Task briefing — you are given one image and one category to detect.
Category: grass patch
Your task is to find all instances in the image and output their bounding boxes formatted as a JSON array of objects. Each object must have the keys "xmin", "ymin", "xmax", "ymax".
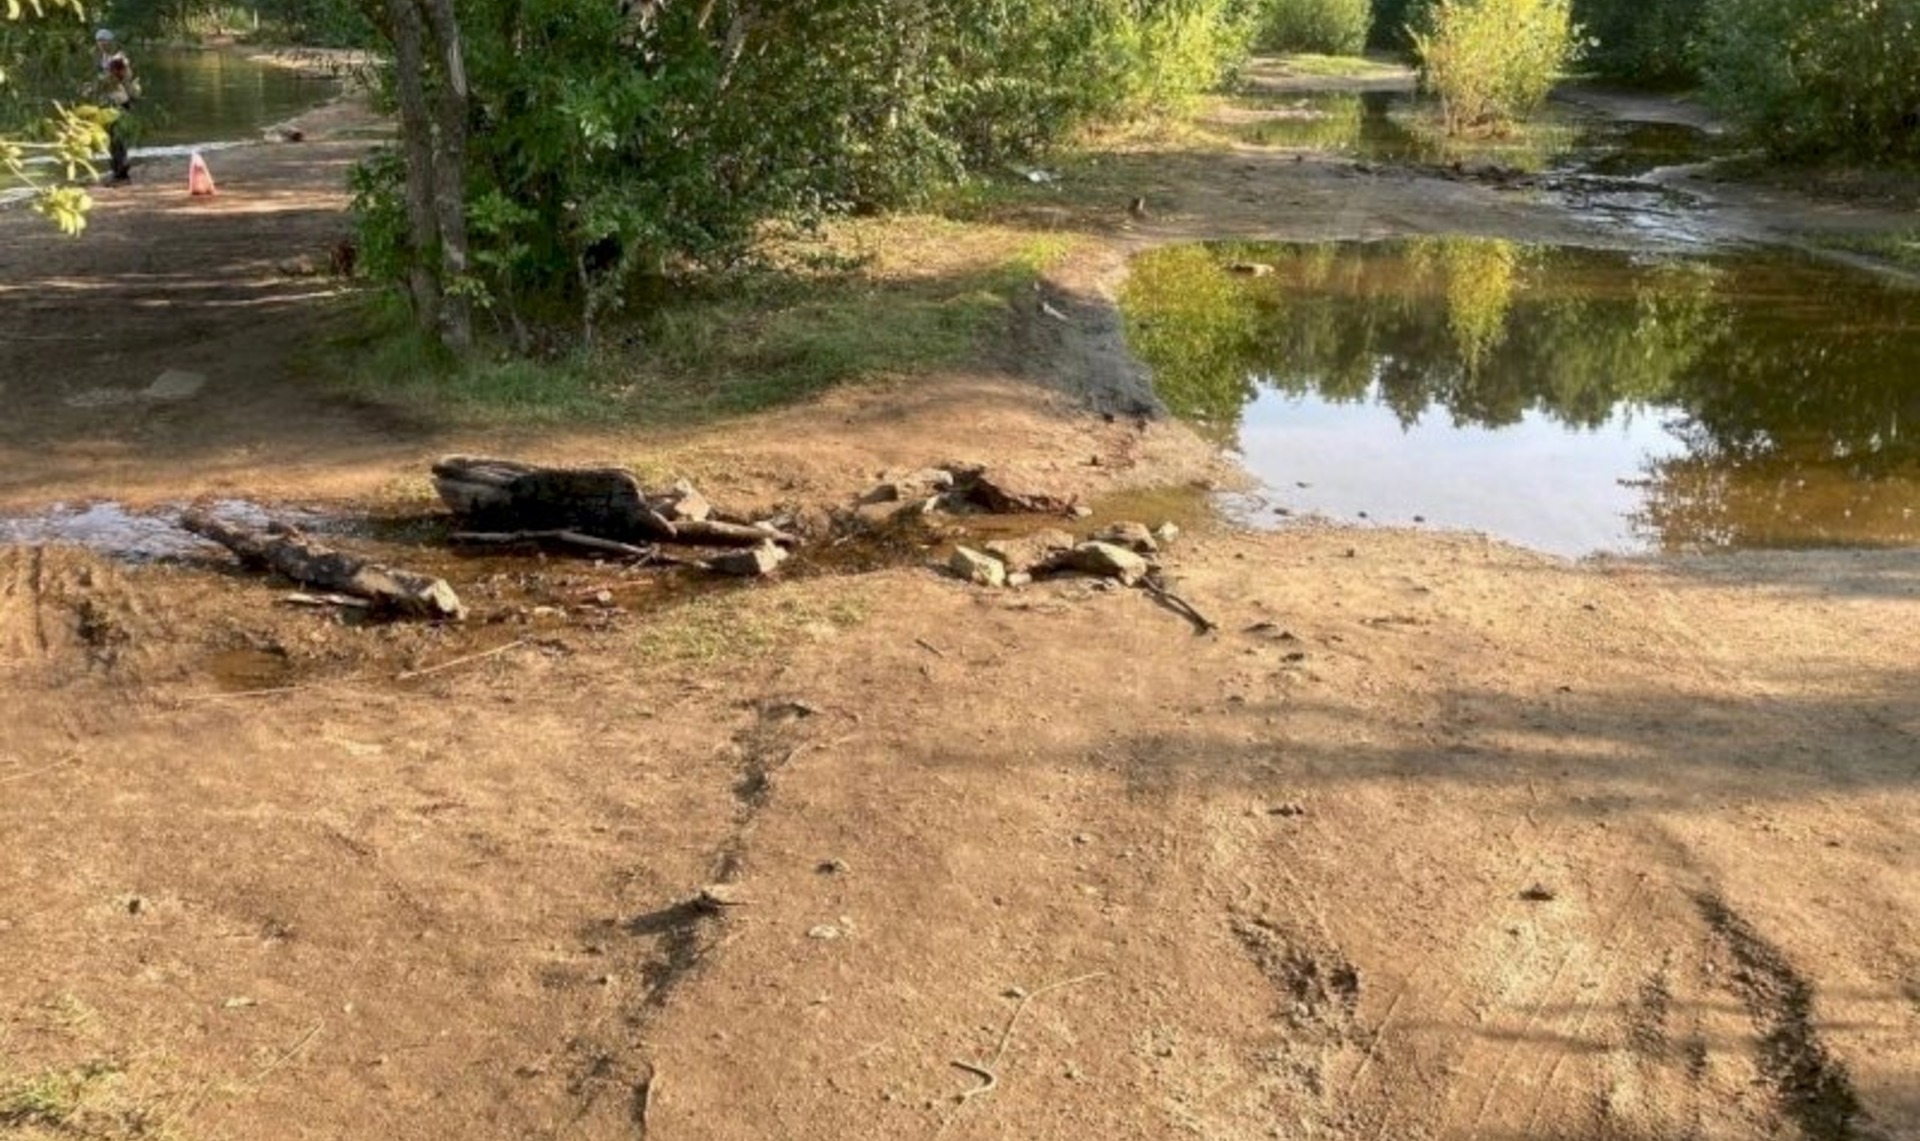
[
  {"xmin": 1813, "ymin": 229, "xmax": 1920, "ymax": 273},
  {"xmin": 0, "ymin": 1060, "xmax": 173, "ymax": 1139},
  {"xmin": 1259, "ymin": 52, "xmax": 1409, "ymax": 79},
  {"xmin": 633, "ymin": 583, "xmax": 872, "ymax": 666},
  {"xmin": 316, "ymin": 225, "xmax": 1080, "ymax": 429}
]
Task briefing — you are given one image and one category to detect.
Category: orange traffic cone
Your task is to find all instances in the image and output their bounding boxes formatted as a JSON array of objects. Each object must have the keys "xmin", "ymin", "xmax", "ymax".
[{"xmin": 188, "ymin": 151, "xmax": 217, "ymax": 197}]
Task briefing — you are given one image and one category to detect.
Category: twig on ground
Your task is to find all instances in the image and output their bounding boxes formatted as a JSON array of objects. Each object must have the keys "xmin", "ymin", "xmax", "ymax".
[
  {"xmin": 1140, "ymin": 574, "xmax": 1219, "ymax": 634},
  {"xmin": 0, "ymin": 755, "xmax": 77, "ymax": 785},
  {"xmin": 244, "ymin": 1021, "xmax": 324, "ymax": 1089},
  {"xmin": 914, "ymin": 637, "xmax": 948, "ymax": 658},
  {"xmin": 938, "ymin": 971, "xmax": 1106, "ymax": 1134},
  {"xmin": 451, "ymin": 529, "xmax": 655, "ymax": 561},
  {"xmin": 281, "ymin": 591, "xmax": 372, "ymax": 609},
  {"xmin": 395, "ymin": 638, "xmax": 531, "ymax": 682}
]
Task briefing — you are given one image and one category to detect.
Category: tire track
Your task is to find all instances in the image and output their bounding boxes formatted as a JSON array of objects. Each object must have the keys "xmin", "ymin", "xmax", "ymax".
[{"xmin": 1696, "ymin": 893, "xmax": 1870, "ymax": 1141}]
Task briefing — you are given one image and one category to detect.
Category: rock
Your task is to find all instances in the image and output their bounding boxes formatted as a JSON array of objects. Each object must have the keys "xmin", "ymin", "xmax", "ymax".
[
  {"xmin": 967, "ymin": 466, "xmax": 1078, "ymax": 514},
  {"xmin": 1520, "ymin": 883, "xmax": 1558, "ymax": 902},
  {"xmin": 861, "ymin": 468, "xmax": 956, "ymax": 505},
  {"xmin": 695, "ymin": 883, "xmax": 748, "ymax": 910},
  {"xmin": 1068, "ymin": 505, "xmax": 1095, "ymax": 519},
  {"xmin": 145, "ymin": 369, "xmax": 207, "ymax": 401},
  {"xmin": 949, "ymin": 546, "xmax": 1007, "ymax": 588},
  {"xmin": 1052, "ymin": 541, "xmax": 1150, "ymax": 586},
  {"xmin": 1006, "ymin": 571, "xmax": 1032, "ymax": 589},
  {"xmin": 659, "ymin": 480, "xmax": 713, "ymax": 522},
  {"xmin": 1092, "ymin": 521, "xmax": 1158, "ymax": 554},
  {"xmin": 807, "ymin": 924, "xmax": 844, "ymax": 941},
  {"xmin": 1152, "ymin": 522, "xmax": 1181, "ymax": 547},
  {"xmin": 710, "ymin": 542, "xmax": 789, "ymax": 577},
  {"xmin": 983, "ymin": 528, "xmax": 1075, "ymax": 574}
]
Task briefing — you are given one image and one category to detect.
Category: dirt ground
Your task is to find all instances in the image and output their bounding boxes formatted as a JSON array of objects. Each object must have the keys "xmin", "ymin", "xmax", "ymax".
[{"xmin": 3, "ymin": 76, "xmax": 1918, "ymax": 1141}]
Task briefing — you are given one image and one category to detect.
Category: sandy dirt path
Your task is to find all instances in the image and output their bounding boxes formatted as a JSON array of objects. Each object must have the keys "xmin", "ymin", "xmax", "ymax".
[{"xmin": 2, "ymin": 70, "xmax": 1917, "ymax": 1141}]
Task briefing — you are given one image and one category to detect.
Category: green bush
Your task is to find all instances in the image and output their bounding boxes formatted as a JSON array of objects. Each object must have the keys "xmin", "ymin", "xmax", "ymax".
[
  {"xmin": 1410, "ymin": 0, "xmax": 1580, "ymax": 134},
  {"xmin": 354, "ymin": 0, "xmax": 1258, "ymax": 341},
  {"xmin": 1700, "ymin": 0, "xmax": 1920, "ymax": 162},
  {"xmin": 1573, "ymin": 0, "xmax": 1705, "ymax": 84},
  {"xmin": 1258, "ymin": 0, "xmax": 1373, "ymax": 54}
]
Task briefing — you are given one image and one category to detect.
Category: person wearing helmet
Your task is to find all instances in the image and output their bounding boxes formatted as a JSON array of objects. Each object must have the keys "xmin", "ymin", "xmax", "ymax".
[{"xmin": 92, "ymin": 29, "xmax": 139, "ymax": 183}]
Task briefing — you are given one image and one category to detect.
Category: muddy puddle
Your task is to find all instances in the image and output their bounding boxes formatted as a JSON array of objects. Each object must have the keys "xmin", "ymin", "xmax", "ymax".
[
  {"xmin": 0, "ymin": 492, "xmax": 1210, "ymax": 622},
  {"xmin": 1120, "ymin": 239, "xmax": 1920, "ymax": 556},
  {"xmin": 0, "ymin": 500, "xmax": 334, "ymax": 561}
]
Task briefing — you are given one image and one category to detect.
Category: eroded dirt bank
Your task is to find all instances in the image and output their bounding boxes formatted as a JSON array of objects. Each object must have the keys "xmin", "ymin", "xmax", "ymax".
[{"xmin": 2, "ymin": 74, "xmax": 1918, "ymax": 1141}]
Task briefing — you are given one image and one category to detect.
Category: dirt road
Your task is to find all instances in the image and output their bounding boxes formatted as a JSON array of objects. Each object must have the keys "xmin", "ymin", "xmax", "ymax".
[{"xmin": 2, "ymin": 78, "xmax": 1917, "ymax": 1141}]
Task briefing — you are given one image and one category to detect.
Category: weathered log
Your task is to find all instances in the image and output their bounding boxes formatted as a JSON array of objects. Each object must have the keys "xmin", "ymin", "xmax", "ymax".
[
  {"xmin": 430, "ymin": 456, "xmax": 796, "ymax": 548},
  {"xmin": 429, "ymin": 455, "xmax": 538, "ymax": 515},
  {"xmin": 183, "ymin": 512, "xmax": 466, "ymax": 621},
  {"xmin": 431, "ymin": 456, "xmax": 681, "ymax": 541}
]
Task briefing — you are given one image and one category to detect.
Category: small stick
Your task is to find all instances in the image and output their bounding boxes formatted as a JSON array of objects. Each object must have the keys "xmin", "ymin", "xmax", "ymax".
[
  {"xmin": 949, "ymin": 1060, "xmax": 997, "ymax": 1103},
  {"xmin": 0, "ymin": 756, "xmax": 76, "ymax": 786},
  {"xmin": 395, "ymin": 638, "xmax": 530, "ymax": 682},
  {"xmin": 939, "ymin": 971, "xmax": 1105, "ymax": 1133},
  {"xmin": 281, "ymin": 591, "xmax": 372, "ymax": 609},
  {"xmin": 914, "ymin": 637, "xmax": 948, "ymax": 658},
  {"xmin": 1140, "ymin": 575, "xmax": 1219, "ymax": 634},
  {"xmin": 244, "ymin": 1021, "xmax": 324, "ymax": 1089},
  {"xmin": 450, "ymin": 529, "xmax": 654, "ymax": 560}
]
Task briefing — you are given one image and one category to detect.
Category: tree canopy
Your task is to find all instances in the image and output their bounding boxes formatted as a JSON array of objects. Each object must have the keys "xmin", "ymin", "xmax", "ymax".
[{"xmin": 1, "ymin": 0, "xmax": 112, "ymax": 233}]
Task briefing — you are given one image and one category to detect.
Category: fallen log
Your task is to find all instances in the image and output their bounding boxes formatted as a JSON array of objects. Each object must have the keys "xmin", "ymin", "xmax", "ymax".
[
  {"xmin": 182, "ymin": 512, "xmax": 466, "ymax": 621},
  {"xmin": 430, "ymin": 455, "xmax": 792, "ymax": 548}
]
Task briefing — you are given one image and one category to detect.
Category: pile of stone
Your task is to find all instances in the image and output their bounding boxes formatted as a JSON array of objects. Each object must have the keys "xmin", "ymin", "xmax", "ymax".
[{"xmin": 947, "ymin": 520, "xmax": 1180, "ymax": 590}]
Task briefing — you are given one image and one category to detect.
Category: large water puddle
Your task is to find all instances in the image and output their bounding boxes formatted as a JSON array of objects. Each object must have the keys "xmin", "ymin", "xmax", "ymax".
[
  {"xmin": 2, "ymin": 47, "xmax": 340, "ymax": 201},
  {"xmin": 1224, "ymin": 90, "xmax": 1718, "ymax": 177},
  {"xmin": 1121, "ymin": 240, "xmax": 1920, "ymax": 555},
  {"xmin": 131, "ymin": 47, "xmax": 342, "ymax": 150}
]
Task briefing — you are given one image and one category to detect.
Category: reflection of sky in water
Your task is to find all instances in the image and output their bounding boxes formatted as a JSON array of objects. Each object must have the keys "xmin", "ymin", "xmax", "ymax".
[{"xmin": 1235, "ymin": 385, "xmax": 1689, "ymax": 557}]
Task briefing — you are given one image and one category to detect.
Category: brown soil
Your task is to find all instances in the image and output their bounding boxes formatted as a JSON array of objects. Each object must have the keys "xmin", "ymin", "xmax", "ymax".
[{"xmin": 3, "ymin": 79, "xmax": 1918, "ymax": 1141}]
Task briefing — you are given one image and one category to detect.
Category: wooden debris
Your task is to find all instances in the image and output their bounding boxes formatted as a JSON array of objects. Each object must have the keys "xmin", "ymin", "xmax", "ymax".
[
  {"xmin": 183, "ymin": 512, "xmax": 465, "ymax": 621},
  {"xmin": 280, "ymin": 591, "xmax": 372, "ymax": 610},
  {"xmin": 1141, "ymin": 573, "xmax": 1218, "ymax": 635},
  {"xmin": 449, "ymin": 529, "xmax": 655, "ymax": 561},
  {"xmin": 431, "ymin": 456, "xmax": 791, "ymax": 549}
]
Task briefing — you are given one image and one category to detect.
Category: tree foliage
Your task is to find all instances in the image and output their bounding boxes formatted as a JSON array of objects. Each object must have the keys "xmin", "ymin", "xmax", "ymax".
[
  {"xmin": 1, "ymin": 0, "xmax": 112, "ymax": 234},
  {"xmin": 1700, "ymin": 0, "xmax": 1920, "ymax": 162},
  {"xmin": 1570, "ymin": 0, "xmax": 1703, "ymax": 84},
  {"xmin": 1409, "ymin": 0, "xmax": 1580, "ymax": 134},
  {"xmin": 355, "ymin": 0, "xmax": 1262, "ymax": 349},
  {"xmin": 1256, "ymin": 0, "xmax": 1371, "ymax": 54}
]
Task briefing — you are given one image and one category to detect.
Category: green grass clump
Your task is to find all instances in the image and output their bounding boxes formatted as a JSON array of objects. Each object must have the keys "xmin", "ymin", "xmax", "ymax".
[
  {"xmin": 633, "ymin": 585, "xmax": 872, "ymax": 666},
  {"xmin": 319, "ymin": 234, "xmax": 1074, "ymax": 428},
  {"xmin": 1818, "ymin": 229, "xmax": 1920, "ymax": 273}
]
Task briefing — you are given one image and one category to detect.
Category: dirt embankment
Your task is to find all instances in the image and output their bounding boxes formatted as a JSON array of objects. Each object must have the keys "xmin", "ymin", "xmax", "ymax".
[{"xmin": 2, "ymin": 71, "xmax": 1918, "ymax": 1141}]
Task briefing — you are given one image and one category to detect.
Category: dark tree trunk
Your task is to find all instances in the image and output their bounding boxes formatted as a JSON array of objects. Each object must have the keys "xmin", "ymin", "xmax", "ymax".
[
  {"xmin": 388, "ymin": 0, "xmax": 441, "ymax": 336},
  {"xmin": 422, "ymin": 0, "xmax": 473, "ymax": 351}
]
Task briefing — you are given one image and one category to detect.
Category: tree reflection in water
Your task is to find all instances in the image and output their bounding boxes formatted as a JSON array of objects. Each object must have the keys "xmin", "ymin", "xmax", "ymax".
[{"xmin": 1119, "ymin": 240, "xmax": 1920, "ymax": 551}]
